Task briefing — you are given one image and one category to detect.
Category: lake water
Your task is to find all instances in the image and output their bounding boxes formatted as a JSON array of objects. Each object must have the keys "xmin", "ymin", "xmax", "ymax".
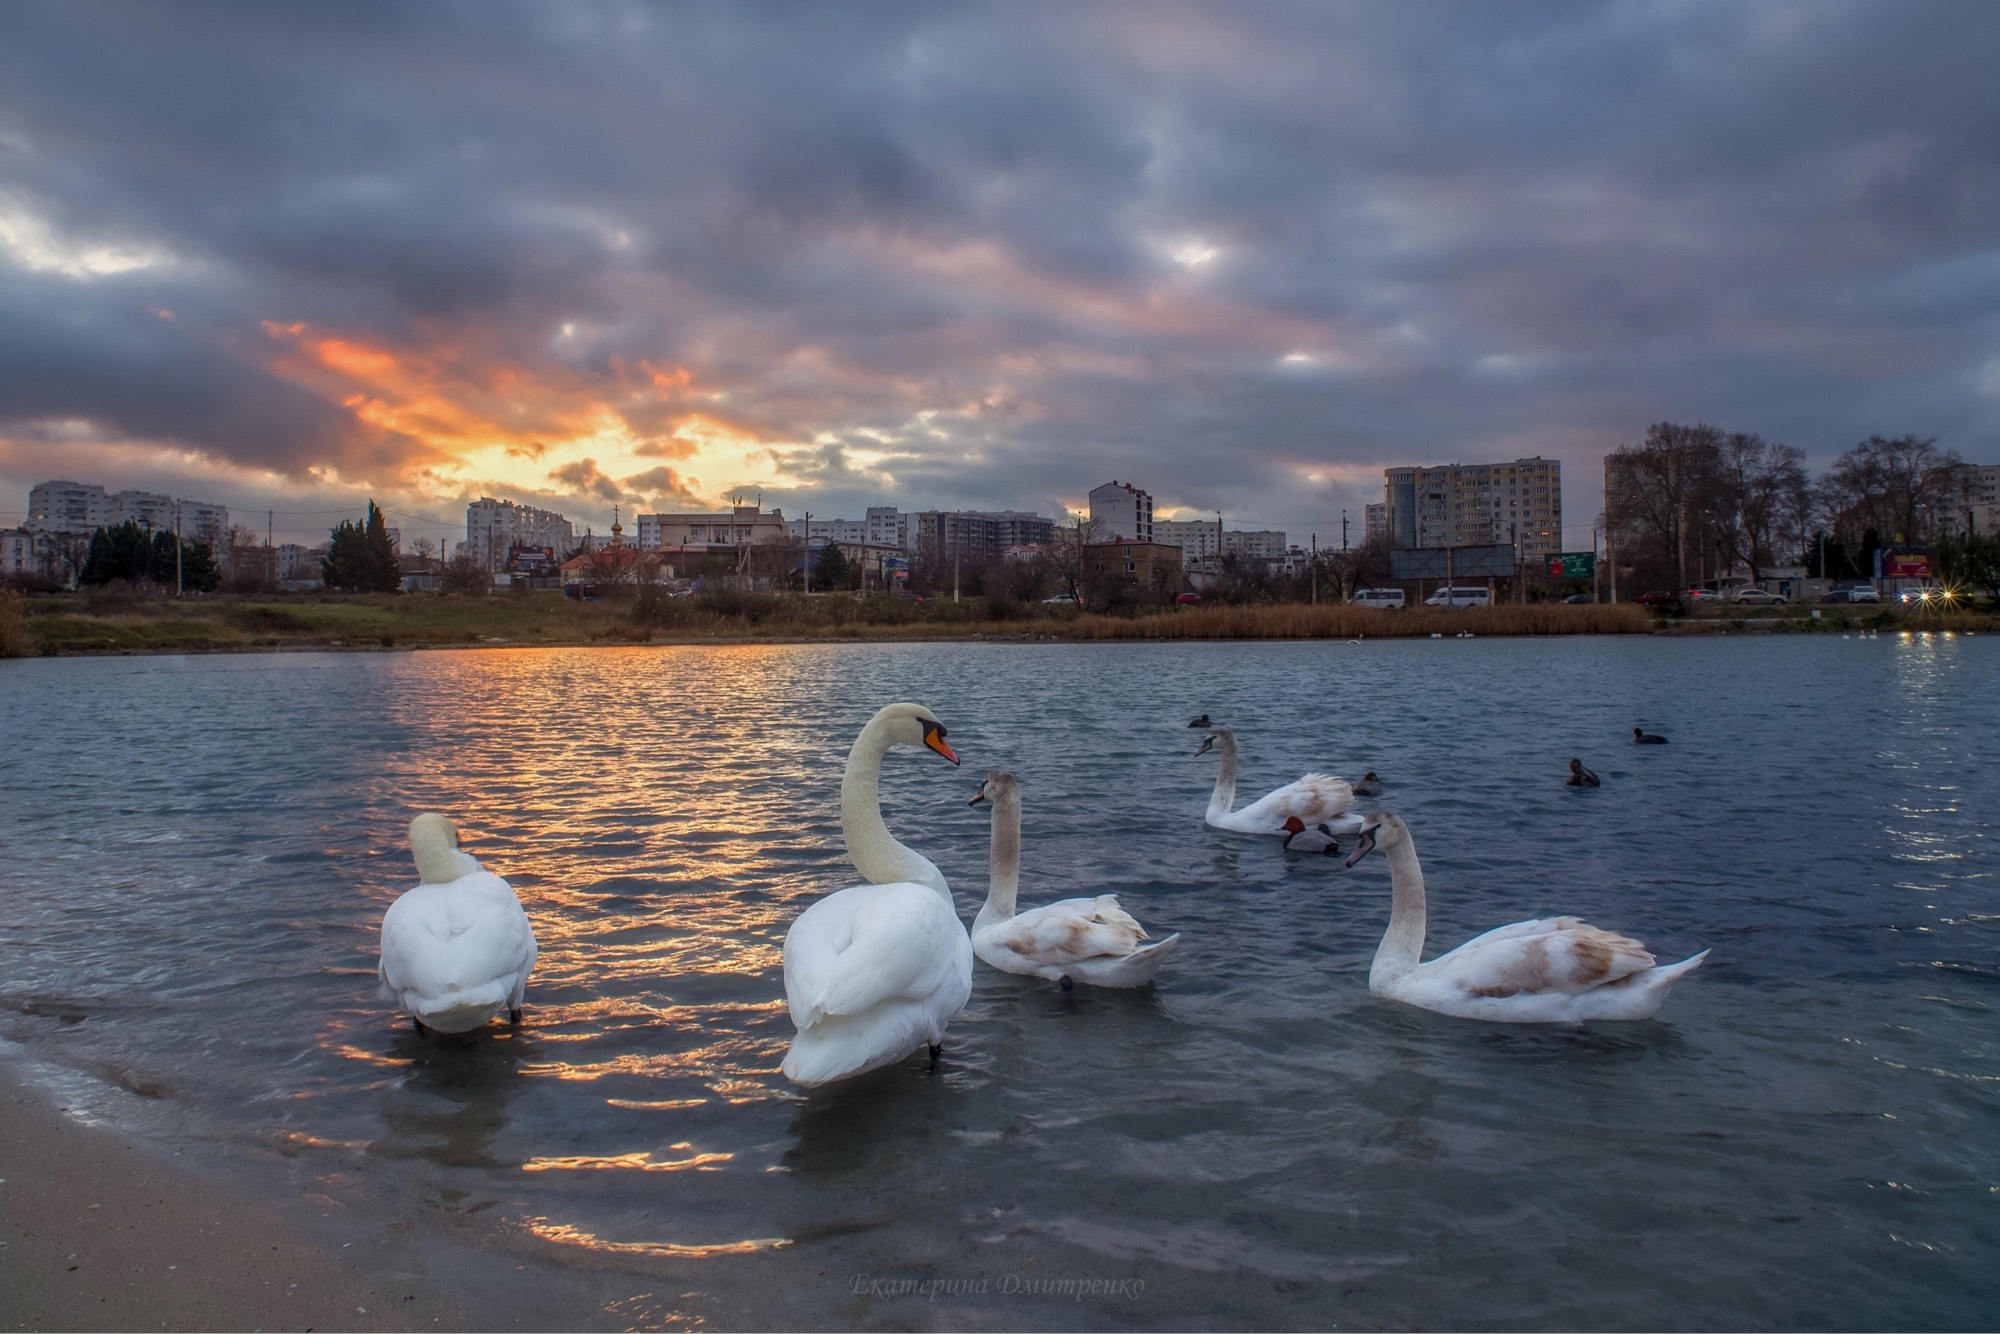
[{"xmin": 1, "ymin": 636, "xmax": 1995, "ymax": 1331}]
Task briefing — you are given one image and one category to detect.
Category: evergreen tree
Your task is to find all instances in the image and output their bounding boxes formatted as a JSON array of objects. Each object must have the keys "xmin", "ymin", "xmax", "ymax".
[{"xmin": 323, "ymin": 501, "xmax": 402, "ymax": 592}]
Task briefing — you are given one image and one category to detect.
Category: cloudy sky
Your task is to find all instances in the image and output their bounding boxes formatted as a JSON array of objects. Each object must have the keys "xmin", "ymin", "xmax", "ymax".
[{"xmin": 2, "ymin": 1, "xmax": 1995, "ymax": 551}]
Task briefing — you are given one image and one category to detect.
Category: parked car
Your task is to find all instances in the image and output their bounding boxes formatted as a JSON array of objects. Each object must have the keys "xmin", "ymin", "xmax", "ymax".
[
  {"xmin": 1846, "ymin": 586, "xmax": 1880, "ymax": 603},
  {"xmin": 1562, "ymin": 593, "xmax": 1594, "ymax": 604},
  {"xmin": 1175, "ymin": 592, "xmax": 1202, "ymax": 605},
  {"xmin": 1897, "ymin": 585, "xmax": 1955, "ymax": 606},
  {"xmin": 1041, "ymin": 593, "xmax": 1079, "ymax": 604},
  {"xmin": 1351, "ymin": 587, "xmax": 1406, "ymax": 610},
  {"xmin": 1730, "ymin": 588, "xmax": 1789, "ymax": 606},
  {"xmin": 1686, "ymin": 588, "xmax": 1721, "ymax": 603},
  {"xmin": 1423, "ymin": 585, "xmax": 1492, "ymax": 608},
  {"xmin": 1635, "ymin": 590, "xmax": 1685, "ymax": 614}
]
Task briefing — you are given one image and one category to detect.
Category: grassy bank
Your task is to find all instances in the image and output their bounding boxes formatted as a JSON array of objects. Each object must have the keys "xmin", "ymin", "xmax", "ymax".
[{"xmin": 11, "ymin": 587, "xmax": 1991, "ymax": 656}]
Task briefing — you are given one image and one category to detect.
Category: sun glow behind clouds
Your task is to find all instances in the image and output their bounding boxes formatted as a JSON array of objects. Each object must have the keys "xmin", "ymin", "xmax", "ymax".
[{"xmin": 0, "ymin": 200, "xmax": 176, "ymax": 277}]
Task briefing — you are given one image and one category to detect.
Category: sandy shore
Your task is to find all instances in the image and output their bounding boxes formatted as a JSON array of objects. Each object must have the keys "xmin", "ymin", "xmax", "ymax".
[{"xmin": 0, "ymin": 1061, "xmax": 475, "ymax": 1333}]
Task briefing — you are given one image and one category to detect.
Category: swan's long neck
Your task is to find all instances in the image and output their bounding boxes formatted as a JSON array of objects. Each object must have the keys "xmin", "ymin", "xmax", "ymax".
[
  {"xmin": 1372, "ymin": 835, "xmax": 1427, "ymax": 987},
  {"xmin": 1206, "ymin": 732, "xmax": 1239, "ymax": 820},
  {"xmin": 975, "ymin": 787, "xmax": 1021, "ymax": 930},
  {"xmin": 410, "ymin": 816, "xmax": 464, "ymax": 885},
  {"xmin": 841, "ymin": 717, "xmax": 949, "ymax": 899}
]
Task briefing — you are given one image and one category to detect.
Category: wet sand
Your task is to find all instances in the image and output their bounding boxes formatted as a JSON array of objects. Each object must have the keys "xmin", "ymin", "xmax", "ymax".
[{"xmin": 0, "ymin": 1062, "xmax": 478, "ymax": 1333}]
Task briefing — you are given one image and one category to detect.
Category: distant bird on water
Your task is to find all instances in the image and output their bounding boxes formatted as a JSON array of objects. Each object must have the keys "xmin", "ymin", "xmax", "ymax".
[
  {"xmin": 1352, "ymin": 771, "xmax": 1383, "ymax": 797},
  {"xmin": 1567, "ymin": 759, "xmax": 1601, "ymax": 787},
  {"xmin": 1633, "ymin": 728, "xmax": 1669, "ymax": 745},
  {"xmin": 1187, "ymin": 714, "xmax": 1211, "ymax": 729}
]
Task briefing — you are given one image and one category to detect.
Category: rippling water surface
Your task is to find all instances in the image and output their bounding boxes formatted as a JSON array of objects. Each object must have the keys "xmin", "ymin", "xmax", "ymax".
[{"xmin": 2, "ymin": 637, "xmax": 1995, "ymax": 1330}]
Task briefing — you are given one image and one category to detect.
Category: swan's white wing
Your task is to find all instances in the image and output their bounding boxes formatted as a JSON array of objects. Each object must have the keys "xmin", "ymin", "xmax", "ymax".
[
  {"xmin": 379, "ymin": 872, "xmax": 537, "ymax": 1000},
  {"xmin": 979, "ymin": 895, "xmax": 1149, "ymax": 966},
  {"xmin": 783, "ymin": 882, "xmax": 967, "ymax": 1029},
  {"xmin": 1227, "ymin": 774, "xmax": 1354, "ymax": 829},
  {"xmin": 1421, "ymin": 918, "xmax": 1656, "ymax": 998}
]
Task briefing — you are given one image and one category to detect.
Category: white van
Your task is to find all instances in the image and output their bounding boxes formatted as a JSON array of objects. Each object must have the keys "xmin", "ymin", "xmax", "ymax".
[
  {"xmin": 1424, "ymin": 585, "xmax": 1492, "ymax": 608},
  {"xmin": 1351, "ymin": 587, "xmax": 1405, "ymax": 610}
]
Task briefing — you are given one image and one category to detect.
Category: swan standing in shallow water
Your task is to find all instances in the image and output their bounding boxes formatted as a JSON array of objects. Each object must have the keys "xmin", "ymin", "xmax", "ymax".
[
  {"xmin": 1344, "ymin": 812, "xmax": 1707, "ymax": 1022},
  {"xmin": 968, "ymin": 771, "xmax": 1179, "ymax": 988},
  {"xmin": 378, "ymin": 815, "xmax": 538, "ymax": 1035},
  {"xmin": 1195, "ymin": 728, "xmax": 1361, "ymax": 836},
  {"xmin": 781, "ymin": 704, "xmax": 973, "ymax": 1088}
]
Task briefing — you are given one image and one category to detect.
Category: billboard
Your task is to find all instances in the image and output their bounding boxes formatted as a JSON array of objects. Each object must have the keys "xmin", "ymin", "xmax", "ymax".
[
  {"xmin": 1877, "ymin": 547, "xmax": 1932, "ymax": 579},
  {"xmin": 1546, "ymin": 552, "xmax": 1596, "ymax": 579},
  {"xmin": 1388, "ymin": 543, "xmax": 1517, "ymax": 580}
]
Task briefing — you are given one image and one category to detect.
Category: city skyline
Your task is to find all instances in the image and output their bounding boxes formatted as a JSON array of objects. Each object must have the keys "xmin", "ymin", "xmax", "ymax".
[{"xmin": 3, "ymin": 4, "xmax": 1996, "ymax": 552}]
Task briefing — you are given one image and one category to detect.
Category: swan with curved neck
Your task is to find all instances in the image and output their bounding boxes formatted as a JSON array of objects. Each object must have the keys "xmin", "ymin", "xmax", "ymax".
[
  {"xmin": 379, "ymin": 814, "xmax": 538, "ymax": 1035},
  {"xmin": 968, "ymin": 771, "xmax": 1178, "ymax": 987},
  {"xmin": 1344, "ymin": 811, "xmax": 1707, "ymax": 1022},
  {"xmin": 1194, "ymin": 728, "xmax": 1361, "ymax": 836},
  {"xmin": 782, "ymin": 703, "xmax": 972, "ymax": 1087}
]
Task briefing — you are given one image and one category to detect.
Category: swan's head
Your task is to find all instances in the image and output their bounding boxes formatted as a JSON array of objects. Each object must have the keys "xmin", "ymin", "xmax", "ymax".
[
  {"xmin": 409, "ymin": 813, "xmax": 474, "ymax": 884},
  {"xmin": 870, "ymin": 702, "xmax": 959, "ymax": 765},
  {"xmin": 1194, "ymin": 728, "xmax": 1232, "ymax": 758},
  {"xmin": 1343, "ymin": 811, "xmax": 1407, "ymax": 868},
  {"xmin": 968, "ymin": 769, "xmax": 1017, "ymax": 806}
]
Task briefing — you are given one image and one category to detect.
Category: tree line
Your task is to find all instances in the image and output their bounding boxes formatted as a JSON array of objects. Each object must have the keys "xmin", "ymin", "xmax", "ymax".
[{"xmin": 1606, "ymin": 425, "xmax": 1991, "ymax": 593}]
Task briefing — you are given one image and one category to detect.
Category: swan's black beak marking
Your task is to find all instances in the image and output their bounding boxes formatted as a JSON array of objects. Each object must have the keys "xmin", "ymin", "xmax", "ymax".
[
  {"xmin": 1194, "ymin": 735, "xmax": 1216, "ymax": 757},
  {"xmin": 1344, "ymin": 825, "xmax": 1378, "ymax": 869},
  {"xmin": 968, "ymin": 783, "xmax": 988, "ymax": 806},
  {"xmin": 923, "ymin": 722, "xmax": 960, "ymax": 766}
]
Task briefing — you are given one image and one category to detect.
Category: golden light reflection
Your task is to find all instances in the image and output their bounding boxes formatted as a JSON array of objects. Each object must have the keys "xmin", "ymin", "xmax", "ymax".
[
  {"xmin": 528, "ymin": 1218, "xmax": 790, "ymax": 1258},
  {"xmin": 522, "ymin": 1145, "xmax": 732, "ymax": 1173},
  {"xmin": 604, "ymin": 1098, "xmax": 709, "ymax": 1111}
]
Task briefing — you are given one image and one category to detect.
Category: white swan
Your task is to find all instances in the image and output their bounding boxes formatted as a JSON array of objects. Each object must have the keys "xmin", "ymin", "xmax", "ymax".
[
  {"xmin": 378, "ymin": 815, "xmax": 538, "ymax": 1035},
  {"xmin": 968, "ymin": 771, "xmax": 1179, "ymax": 988},
  {"xmin": 781, "ymin": 703, "xmax": 974, "ymax": 1088},
  {"xmin": 1195, "ymin": 728, "xmax": 1361, "ymax": 836},
  {"xmin": 1344, "ymin": 812, "xmax": 1707, "ymax": 1022}
]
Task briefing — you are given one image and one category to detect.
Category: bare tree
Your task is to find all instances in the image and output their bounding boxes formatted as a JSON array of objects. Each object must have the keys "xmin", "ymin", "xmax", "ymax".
[
  {"xmin": 1037, "ymin": 515, "xmax": 1106, "ymax": 604},
  {"xmin": 1818, "ymin": 434, "xmax": 1967, "ymax": 548},
  {"xmin": 1712, "ymin": 433, "xmax": 1810, "ymax": 581},
  {"xmin": 1605, "ymin": 421, "xmax": 1725, "ymax": 592}
]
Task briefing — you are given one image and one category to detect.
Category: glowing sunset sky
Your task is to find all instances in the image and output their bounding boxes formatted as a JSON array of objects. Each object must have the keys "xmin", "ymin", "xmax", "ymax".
[{"xmin": 2, "ymin": 2, "xmax": 1996, "ymax": 549}]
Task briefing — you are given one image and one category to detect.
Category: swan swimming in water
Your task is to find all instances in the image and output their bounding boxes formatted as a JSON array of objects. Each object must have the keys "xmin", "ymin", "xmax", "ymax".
[
  {"xmin": 1195, "ymin": 728, "xmax": 1361, "ymax": 836},
  {"xmin": 1344, "ymin": 812, "xmax": 1707, "ymax": 1022},
  {"xmin": 378, "ymin": 815, "xmax": 538, "ymax": 1035},
  {"xmin": 780, "ymin": 703, "xmax": 973, "ymax": 1088},
  {"xmin": 968, "ymin": 771, "xmax": 1179, "ymax": 988}
]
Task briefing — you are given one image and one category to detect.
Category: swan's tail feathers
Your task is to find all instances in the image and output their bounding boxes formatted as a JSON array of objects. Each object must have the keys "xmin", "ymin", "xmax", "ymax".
[
  {"xmin": 1079, "ymin": 932, "xmax": 1182, "ymax": 987},
  {"xmin": 1651, "ymin": 948, "xmax": 1710, "ymax": 986},
  {"xmin": 1088, "ymin": 895, "xmax": 1146, "ymax": 938},
  {"xmin": 400, "ymin": 980, "xmax": 513, "ymax": 1033}
]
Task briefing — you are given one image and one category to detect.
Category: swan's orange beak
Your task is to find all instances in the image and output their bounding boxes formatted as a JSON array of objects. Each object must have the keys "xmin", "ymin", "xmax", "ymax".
[{"xmin": 923, "ymin": 725, "xmax": 959, "ymax": 766}]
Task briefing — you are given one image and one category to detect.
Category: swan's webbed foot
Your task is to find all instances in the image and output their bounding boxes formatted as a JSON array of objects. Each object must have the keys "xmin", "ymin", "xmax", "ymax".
[
  {"xmin": 927, "ymin": 1042, "xmax": 942, "ymax": 1072},
  {"xmin": 412, "ymin": 1016, "xmax": 428, "ymax": 1036},
  {"xmin": 1059, "ymin": 974, "xmax": 1074, "ymax": 990},
  {"xmin": 508, "ymin": 1007, "xmax": 523, "ymax": 1026}
]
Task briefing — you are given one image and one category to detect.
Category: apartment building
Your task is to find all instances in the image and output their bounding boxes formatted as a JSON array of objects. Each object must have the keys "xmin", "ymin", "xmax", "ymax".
[
  {"xmin": 465, "ymin": 498, "xmax": 575, "ymax": 572},
  {"xmin": 1153, "ymin": 518, "xmax": 1289, "ymax": 567},
  {"xmin": 1088, "ymin": 481, "xmax": 1154, "ymax": 543},
  {"xmin": 914, "ymin": 510, "xmax": 1056, "ymax": 562},
  {"xmin": 786, "ymin": 516, "xmax": 871, "ymax": 546},
  {"xmin": 1382, "ymin": 457, "xmax": 1562, "ymax": 564},
  {"xmin": 1364, "ymin": 503, "xmax": 1388, "ymax": 546},
  {"xmin": 25, "ymin": 480, "xmax": 231, "ymax": 549}
]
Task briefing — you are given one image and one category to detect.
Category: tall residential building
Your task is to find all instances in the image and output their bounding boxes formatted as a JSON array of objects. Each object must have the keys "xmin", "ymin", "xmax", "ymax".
[
  {"xmin": 786, "ymin": 516, "xmax": 871, "ymax": 545},
  {"xmin": 1363, "ymin": 503, "xmax": 1388, "ymax": 546},
  {"xmin": 1955, "ymin": 463, "xmax": 2000, "ymax": 536},
  {"xmin": 465, "ymin": 497, "xmax": 575, "ymax": 572},
  {"xmin": 636, "ymin": 504, "xmax": 789, "ymax": 549},
  {"xmin": 866, "ymin": 507, "xmax": 914, "ymax": 551},
  {"xmin": 1088, "ymin": 480, "xmax": 1153, "ymax": 543},
  {"xmin": 1382, "ymin": 457, "xmax": 1562, "ymax": 564},
  {"xmin": 914, "ymin": 510, "xmax": 1056, "ymax": 562},
  {"xmin": 25, "ymin": 480, "xmax": 230, "ymax": 548},
  {"xmin": 1154, "ymin": 518, "xmax": 1288, "ymax": 567}
]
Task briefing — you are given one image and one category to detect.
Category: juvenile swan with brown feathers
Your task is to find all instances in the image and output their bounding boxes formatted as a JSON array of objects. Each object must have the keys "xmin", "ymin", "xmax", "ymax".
[
  {"xmin": 968, "ymin": 771, "xmax": 1179, "ymax": 987},
  {"xmin": 1344, "ymin": 812, "xmax": 1707, "ymax": 1022}
]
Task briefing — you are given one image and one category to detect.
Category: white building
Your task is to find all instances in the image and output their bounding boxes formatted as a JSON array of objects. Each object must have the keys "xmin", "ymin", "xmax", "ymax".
[
  {"xmin": 465, "ymin": 498, "xmax": 575, "ymax": 572},
  {"xmin": 25, "ymin": 480, "xmax": 110, "ymax": 533},
  {"xmin": 1154, "ymin": 518, "xmax": 1288, "ymax": 568},
  {"xmin": 786, "ymin": 516, "xmax": 870, "ymax": 546},
  {"xmin": 1364, "ymin": 503, "xmax": 1388, "ymax": 546},
  {"xmin": 866, "ymin": 507, "xmax": 914, "ymax": 551},
  {"xmin": 1088, "ymin": 481, "xmax": 1154, "ymax": 543},
  {"xmin": 24, "ymin": 480, "xmax": 230, "ymax": 549},
  {"xmin": 1, "ymin": 528, "xmax": 46, "ymax": 578},
  {"xmin": 636, "ymin": 504, "xmax": 789, "ymax": 549}
]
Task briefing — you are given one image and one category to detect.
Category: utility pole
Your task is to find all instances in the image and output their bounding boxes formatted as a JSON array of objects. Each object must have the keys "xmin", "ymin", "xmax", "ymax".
[
  {"xmin": 1342, "ymin": 510, "xmax": 1349, "ymax": 551},
  {"xmin": 174, "ymin": 511, "xmax": 183, "ymax": 596},
  {"xmin": 1591, "ymin": 525, "xmax": 1599, "ymax": 601},
  {"xmin": 953, "ymin": 546, "xmax": 960, "ymax": 604},
  {"xmin": 802, "ymin": 511, "xmax": 811, "ymax": 595},
  {"xmin": 1310, "ymin": 532, "xmax": 1317, "ymax": 605}
]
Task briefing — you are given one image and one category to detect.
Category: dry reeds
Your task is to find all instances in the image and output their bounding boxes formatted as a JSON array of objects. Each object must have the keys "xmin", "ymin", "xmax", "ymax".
[
  {"xmin": 1066, "ymin": 602, "xmax": 1652, "ymax": 640},
  {"xmin": 0, "ymin": 586, "xmax": 30, "ymax": 658}
]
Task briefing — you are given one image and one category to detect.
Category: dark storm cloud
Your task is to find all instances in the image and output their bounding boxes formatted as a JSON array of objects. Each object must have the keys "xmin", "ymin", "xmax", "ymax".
[{"xmin": 2, "ymin": 0, "xmax": 1996, "ymax": 536}]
